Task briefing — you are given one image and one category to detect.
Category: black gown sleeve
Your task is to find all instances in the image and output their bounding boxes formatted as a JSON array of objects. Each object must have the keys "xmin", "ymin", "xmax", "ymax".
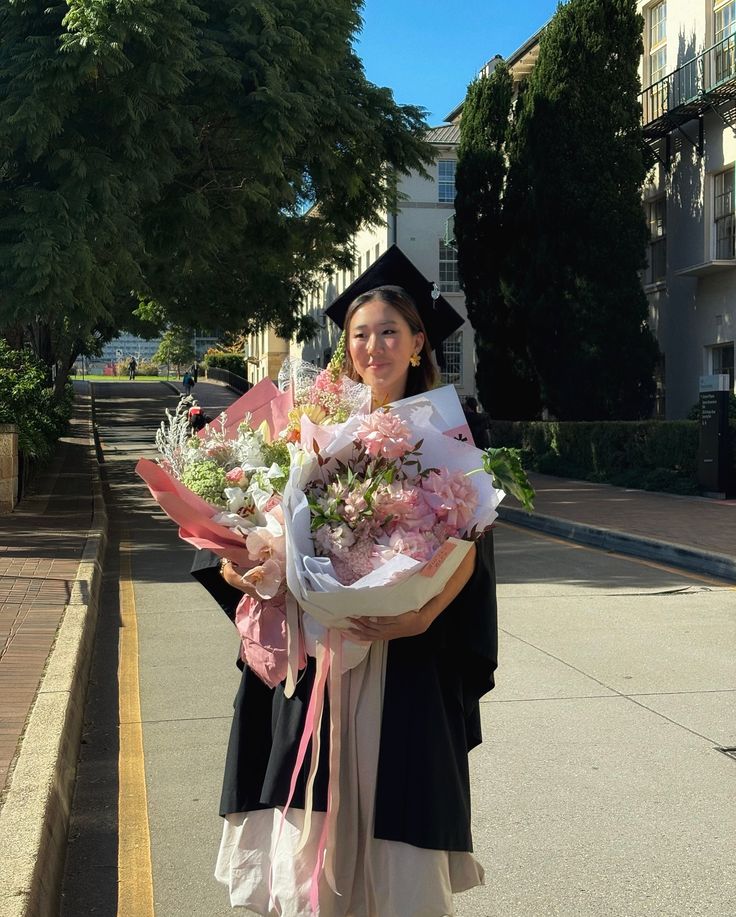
[
  {"xmin": 189, "ymin": 549, "xmax": 245, "ymax": 671},
  {"xmin": 190, "ymin": 549, "xmax": 242, "ymax": 624}
]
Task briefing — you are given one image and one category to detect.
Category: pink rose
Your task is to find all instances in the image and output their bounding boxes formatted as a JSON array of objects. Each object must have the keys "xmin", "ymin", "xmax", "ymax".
[{"xmin": 226, "ymin": 467, "xmax": 245, "ymax": 483}]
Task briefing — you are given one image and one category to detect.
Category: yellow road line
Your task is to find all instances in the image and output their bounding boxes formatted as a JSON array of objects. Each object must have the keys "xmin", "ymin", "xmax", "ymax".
[
  {"xmin": 496, "ymin": 519, "xmax": 736, "ymax": 589},
  {"xmin": 118, "ymin": 540, "xmax": 155, "ymax": 916}
]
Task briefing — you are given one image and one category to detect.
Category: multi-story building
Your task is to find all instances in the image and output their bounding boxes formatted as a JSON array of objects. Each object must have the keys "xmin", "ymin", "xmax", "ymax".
[
  {"xmin": 288, "ymin": 126, "xmax": 473, "ymax": 398},
  {"xmin": 639, "ymin": 0, "xmax": 736, "ymax": 417},
  {"xmin": 97, "ymin": 331, "xmax": 220, "ymax": 366}
]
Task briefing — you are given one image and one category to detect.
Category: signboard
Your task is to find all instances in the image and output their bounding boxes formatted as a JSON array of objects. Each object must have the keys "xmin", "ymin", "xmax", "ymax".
[{"xmin": 697, "ymin": 376, "xmax": 733, "ymax": 497}]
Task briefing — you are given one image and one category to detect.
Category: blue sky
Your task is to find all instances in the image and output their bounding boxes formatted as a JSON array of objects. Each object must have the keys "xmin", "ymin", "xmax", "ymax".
[{"xmin": 354, "ymin": 0, "xmax": 561, "ymax": 124}]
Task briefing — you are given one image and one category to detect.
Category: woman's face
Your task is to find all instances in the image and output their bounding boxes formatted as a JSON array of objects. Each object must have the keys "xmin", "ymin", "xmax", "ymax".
[{"xmin": 347, "ymin": 298, "xmax": 424, "ymax": 405}]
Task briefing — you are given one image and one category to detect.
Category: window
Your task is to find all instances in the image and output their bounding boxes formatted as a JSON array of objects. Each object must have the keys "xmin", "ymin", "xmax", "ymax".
[
  {"xmin": 712, "ymin": 342, "xmax": 735, "ymax": 390},
  {"xmin": 654, "ymin": 354, "xmax": 666, "ymax": 419},
  {"xmin": 357, "ymin": 256, "xmax": 362, "ymax": 275},
  {"xmin": 649, "ymin": 2, "xmax": 667, "ymax": 117},
  {"xmin": 439, "ymin": 239, "xmax": 460, "ymax": 292},
  {"xmin": 645, "ymin": 197, "xmax": 667, "ymax": 283},
  {"xmin": 440, "ymin": 330, "xmax": 463, "ymax": 387},
  {"xmin": 714, "ymin": 168, "xmax": 735, "ymax": 258},
  {"xmin": 365, "ymin": 248, "xmax": 371, "ymax": 268},
  {"xmin": 715, "ymin": 0, "xmax": 736, "ymax": 82},
  {"xmin": 375, "ymin": 243, "xmax": 380, "ymax": 261},
  {"xmin": 438, "ymin": 160, "xmax": 456, "ymax": 203}
]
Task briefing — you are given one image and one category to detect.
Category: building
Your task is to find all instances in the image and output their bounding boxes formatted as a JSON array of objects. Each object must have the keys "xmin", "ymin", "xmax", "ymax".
[
  {"xmin": 288, "ymin": 126, "xmax": 473, "ymax": 398},
  {"xmin": 639, "ymin": 0, "xmax": 736, "ymax": 417},
  {"xmin": 98, "ymin": 331, "xmax": 220, "ymax": 366},
  {"xmin": 244, "ymin": 326, "xmax": 290, "ymax": 386}
]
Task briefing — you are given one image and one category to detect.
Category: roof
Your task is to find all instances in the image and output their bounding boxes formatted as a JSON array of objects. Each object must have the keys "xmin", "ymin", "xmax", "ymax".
[
  {"xmin": 443, "ymin": 18, "xmax": 551, "ymax": 123},
  {"xmin": 425, "ymin": 124, "xmax": 460, "ymax": 144}
]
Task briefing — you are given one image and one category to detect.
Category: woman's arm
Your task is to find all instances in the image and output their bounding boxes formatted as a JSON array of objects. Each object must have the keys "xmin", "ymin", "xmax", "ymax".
[
  {"xmin": 219, "ymin": 559, "xmax": 265, "ymax": 599},
  {"xmin": 344, "ymin": 542, "xmax": 477, "ymax": 642}
]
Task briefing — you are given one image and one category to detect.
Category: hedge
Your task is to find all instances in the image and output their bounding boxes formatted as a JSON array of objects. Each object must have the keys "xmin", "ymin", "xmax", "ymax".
[
  {"xmin": 0, "ymin": 342, "xmax": 74, "ymax": 462},
  {"xmin": 204, "ymin": 351, "xmax": 247, "ymax": 376},
  {"xmin": 487, "ymin": 419, "xmax": 736, "ymax": 495}
]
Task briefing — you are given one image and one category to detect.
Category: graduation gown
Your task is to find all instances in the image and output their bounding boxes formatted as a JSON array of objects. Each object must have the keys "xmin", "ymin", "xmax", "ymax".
[{"xmin": 191, "ymin": 531, "xmax": 497, "ymax": 853}]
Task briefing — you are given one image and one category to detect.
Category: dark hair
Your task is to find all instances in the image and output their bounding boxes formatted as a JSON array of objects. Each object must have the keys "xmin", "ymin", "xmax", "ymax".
[
  {"xmin": 343, "ymin": 286, "xmax": 438, "ymax": 397},
  {"xmin": 465, "ymin": 396, "xmax": 478, "ymax": 411}
]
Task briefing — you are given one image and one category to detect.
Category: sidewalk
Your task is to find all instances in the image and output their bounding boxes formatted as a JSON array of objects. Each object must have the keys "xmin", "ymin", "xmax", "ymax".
[
  {"xmin": 0, "ymin": 385, "xmax": 106, "ymax": 917},
  {"xmin": 499, "ymin": 472, "xmax": 736, "ymax": 583}
]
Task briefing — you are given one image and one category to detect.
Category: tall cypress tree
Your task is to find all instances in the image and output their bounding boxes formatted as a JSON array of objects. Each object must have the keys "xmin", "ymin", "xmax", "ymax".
[
  {"xmin": 505, "ymin": 0, "xmax": 659, "ymax": 420},
  {"xmin": 455, "ymin": 64, "xmax": 541, "ymax": 418}
]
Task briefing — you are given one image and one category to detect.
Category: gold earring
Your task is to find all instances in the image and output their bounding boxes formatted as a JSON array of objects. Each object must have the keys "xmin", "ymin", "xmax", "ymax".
[{"xmin": 409, "ymin": 352, "xmax": 421, "ymax": 368}]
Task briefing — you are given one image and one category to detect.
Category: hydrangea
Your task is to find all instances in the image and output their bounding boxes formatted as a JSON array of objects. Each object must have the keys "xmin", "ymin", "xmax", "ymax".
[{"xmin": 180, "ymin": 460, "xmax": 228, "ymax": 506}]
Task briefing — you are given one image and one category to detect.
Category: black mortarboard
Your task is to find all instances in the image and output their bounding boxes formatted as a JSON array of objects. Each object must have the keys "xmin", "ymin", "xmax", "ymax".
[{"xmin": 324, "ymin": 244, "xmax": 464, "ymax": 351}]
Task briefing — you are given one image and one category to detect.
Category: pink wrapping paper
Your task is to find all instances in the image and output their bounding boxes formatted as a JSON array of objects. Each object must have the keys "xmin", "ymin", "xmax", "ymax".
[
  {"xmin": 200, "ymin": 377, "xmax": 294, "ymax": 441},
  {"xmin": 135, "ymin": 458, "xmax": 253, "ymax": 566}
]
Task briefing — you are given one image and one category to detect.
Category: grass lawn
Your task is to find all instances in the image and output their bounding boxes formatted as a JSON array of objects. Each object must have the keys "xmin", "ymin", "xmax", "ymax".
[{"xmin": 74, "ymin": 374, "xmax": 178, "ymax": 382}]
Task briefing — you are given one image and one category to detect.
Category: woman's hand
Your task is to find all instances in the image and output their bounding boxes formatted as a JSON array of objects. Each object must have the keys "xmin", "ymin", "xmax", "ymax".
[
  {"xmin": 345, "ymin": 542, "xmax": 477, "ymax": 643},
  {"xmin": 219, "ymin": 560, "xmax": 263, "ymax": 599},
  {"xmin": 345, "ymin": 606, "xmax": 432, "ymax": 642}
]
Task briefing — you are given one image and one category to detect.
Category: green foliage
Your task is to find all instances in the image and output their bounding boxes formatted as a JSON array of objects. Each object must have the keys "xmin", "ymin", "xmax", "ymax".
[
  {"xmin": 481, "ymin": 447, "xmax": 535, "ymax": 511},
  {"xmin": 0, "ymin": 342, "xmax": 73, "ymax": 460},
  {"xmin": 456, "ymin": 64, "xmax": 540, "ymax": 419},
  {"xmin": 153, "ymin": 328, "xmax": 196, "ymax": 370},
  {"xmin": 456, "ymin": 0, "xmax": 659, "ymax": 421},
  {"xmin": 204, "ymin": 351, "xmax": 247, "ymax": 376},
  {"xmin": 180, "ymin": 460, "xmax": 228, "ymax": 506},
  {"xmin": 505, "ymin": 0, "xmax": 659, "ymax": 420},
  {"xmin": 487, "ymin": 419, "xmax": 708, "ymax": 494},
  {"xmin": 0, "ymin": 0, "xmax": 433, "ymax": 387}
]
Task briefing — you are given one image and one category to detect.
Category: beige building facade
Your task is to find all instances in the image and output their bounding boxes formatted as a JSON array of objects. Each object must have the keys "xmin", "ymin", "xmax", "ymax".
[
  {"xmin": 244, "ymin": 325, "xmax": 290, "ymax": 386},
  {"xmin": 288, "ymin": 127, "xmax": 473, "ymax": 400}
]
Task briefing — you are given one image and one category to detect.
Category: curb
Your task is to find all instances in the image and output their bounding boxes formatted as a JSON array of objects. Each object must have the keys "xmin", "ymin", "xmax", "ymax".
[
  {"xmin": 498, "ymin": 505, "xmax": 736, "ymax": 584},
  {"xmin": 0, "ymin": 385, "xmax": 109, "ymax": 917}
]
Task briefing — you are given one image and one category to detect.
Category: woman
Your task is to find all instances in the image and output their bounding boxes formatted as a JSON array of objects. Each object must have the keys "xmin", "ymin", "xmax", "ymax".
[{"xmin": 200, "ymin": 286, "xmax": 498, "ymax": 916}]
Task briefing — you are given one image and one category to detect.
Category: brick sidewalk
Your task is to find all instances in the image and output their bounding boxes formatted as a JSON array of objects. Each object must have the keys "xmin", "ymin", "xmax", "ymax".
[
  {"xmin": 501, "ymin": 472, "xmax": 736, "ymax": 570},
  {"xmin": 0, "ymin": 400, "xmax": 95, "ymax": 797}
]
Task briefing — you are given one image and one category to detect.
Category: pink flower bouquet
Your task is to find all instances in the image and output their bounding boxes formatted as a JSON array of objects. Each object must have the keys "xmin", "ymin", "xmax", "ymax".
[{"xmin": 282, "ymin": 386, "xmax": 504, "ymax": 670}]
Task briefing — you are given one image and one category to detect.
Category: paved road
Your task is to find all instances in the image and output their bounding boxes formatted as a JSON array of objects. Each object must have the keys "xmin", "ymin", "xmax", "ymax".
[{"xmin": 61, "ymin": 382, "xmax": 736, "ymax": 917}]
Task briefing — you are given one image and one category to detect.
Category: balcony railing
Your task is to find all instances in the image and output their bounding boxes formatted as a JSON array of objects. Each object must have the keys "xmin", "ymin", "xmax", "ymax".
[{"xmin": 641, "ymin": 35, "xmax": 736, "ymax": 134}]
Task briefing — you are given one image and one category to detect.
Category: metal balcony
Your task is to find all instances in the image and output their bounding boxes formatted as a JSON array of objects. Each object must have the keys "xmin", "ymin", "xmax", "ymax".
[{"xmin": 640, "ymin": 35, "xmax": 736, "ymax": 142}]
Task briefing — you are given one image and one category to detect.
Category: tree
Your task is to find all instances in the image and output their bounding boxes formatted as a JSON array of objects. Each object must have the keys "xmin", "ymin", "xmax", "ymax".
[
  {"xmin": 0, "ymin": 0, "xmax": 433, "ymax": 396},
  {"xmin": 455, "ymin": 64, "xmax": 541, "ymax": 418},
  {"xmin": 505, "ymin": 0, "xmax": 659, "ymax": 420},
  {"xmin": 153, "ymin": 328, "xmax": 196, "ymax": 375}
]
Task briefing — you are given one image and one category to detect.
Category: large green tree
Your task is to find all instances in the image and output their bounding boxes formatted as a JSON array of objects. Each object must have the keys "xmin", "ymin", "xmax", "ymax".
[
  {"xmin": 505, "ymin": 0, "xmax": 659, "ymax": 419},
  {"xmin": 0, "ymin": 1, "xmax": 432, "ymax": 394},
  {"xmin": 455, "ymin": 64, "xmax": 541, "ymax": 418}
]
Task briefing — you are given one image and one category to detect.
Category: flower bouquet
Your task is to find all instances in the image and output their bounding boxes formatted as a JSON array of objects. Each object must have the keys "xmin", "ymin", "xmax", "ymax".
[{"xmin": 282, "ymin": 387, "xmax": 504, "ymax": 670}]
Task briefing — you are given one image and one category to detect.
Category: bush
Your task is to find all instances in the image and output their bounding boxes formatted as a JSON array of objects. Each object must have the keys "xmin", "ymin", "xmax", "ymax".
[
  {"xmin": 138, "ymin": 361, "xmax": 159, "ymax": 376},
  {"xmin": 486, "ymin": 418, "xmax": 728, "ymax": 495},
  {"xmin": 204, "ymin": 350, "xmax": 246, "ymax": 376},
  {"xmin": 0, "ymin": 342, "xmax": 73, "ymax": 461}
]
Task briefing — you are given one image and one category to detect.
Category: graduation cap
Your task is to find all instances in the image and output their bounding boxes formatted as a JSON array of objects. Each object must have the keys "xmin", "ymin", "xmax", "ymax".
[{"xmin": 324, "ymin": 244, "xmax": 464, "ymax": 354}]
